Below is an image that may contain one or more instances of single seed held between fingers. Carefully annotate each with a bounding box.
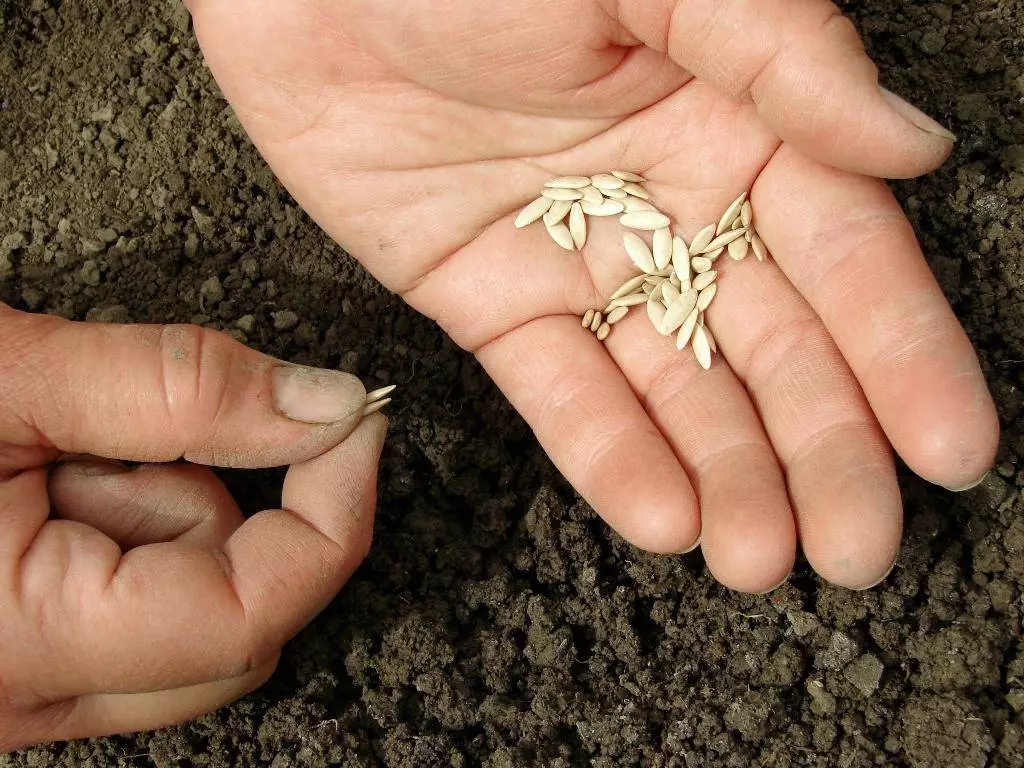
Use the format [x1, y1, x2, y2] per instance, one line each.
[363, 398, 391, 416]
[366, 384, 397, 403]
[515, 196, 552, 228]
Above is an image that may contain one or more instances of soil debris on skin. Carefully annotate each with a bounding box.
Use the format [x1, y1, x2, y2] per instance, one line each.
[2, 1, 1024, 766]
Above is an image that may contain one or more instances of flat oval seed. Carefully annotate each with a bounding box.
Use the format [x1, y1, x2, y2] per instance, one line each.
[732, 217, 745, 230]
[582, 309, 595, 329]
[515, 196, 552, 228]
[745, 230, 753, 242]
[653, 227, 673, 270]
[610, 274, 647, 300]
[580, 185, 604, 205]
[569, 203, 587, 249]
[542, 188, 584, 201]
[741, 200, 753, 228]
[603, 187, 628, 199]
[620, 211, 672, 231]
[728, 236, 749, 261]
[624, 197, 657, 213]
[662, 282, 680, 306]
[672, 235, 690, 277]
[704, 246, 725, 262]
[544, 176, 591, 189]
[692, 325, 713, 369]
[692, 270, 717, 291]
[675, 308, 700, 350]
[690, 256, 713, 273]
[659, 290, 697, 335]
[581, 199, 625, 216]
[590, 311, 603, 332]
[624, 232, 657, 273]
[716, 192, 747, 235]
[701, 320, 718, 353]
[542, 199, 572, 226]
[596, 322, 611, 341]
[609, 292, 649, 308]
[690, 223, 717, 253]
[646, 298, 667, 330]
[590, 173, 626, 190]
[751, 233, 768, 262]
[622, 182, 651, 200]
[606, 306, 628, 324]
[702, 228, 746, 253]
[546, 221, 576, 251]
[696, 283, 718, 311]
[612, 170, 646, 182]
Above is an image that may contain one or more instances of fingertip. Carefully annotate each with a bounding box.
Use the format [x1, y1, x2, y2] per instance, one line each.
[618, 498, 701, 556]
[704, 531, 795, 595]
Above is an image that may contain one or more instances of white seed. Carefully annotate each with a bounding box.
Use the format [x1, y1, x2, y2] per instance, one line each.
[701, 318, 718, 353]
[363, 398, 392, 416]
[671, 235, 690, 278]
[646, 297, 667, 329]
[690, 223, 717, 254]
[669, 272, 681, 288]
[543, 199, 572, 226]
[580, 185, 604, 205]
[596, 322, 611, 341]
[650, 281, 667, 303]
[581, 199, 625, 216]
[653, 227, 673, 270]
[745, 229, 753, 242]
[662, 281, 680, 306]
[692, 325, 712, 369]
[659, 290, 698, 335]
[609, 292, 648, 308]
[642, 282, 655, 294]
[569, 203, 587, 249]
[603, 187, 628, 199]
[622, 182, 651, 200]
[545, 176, 592, 189]
[704, 246, 725, 262]
[654, 265, 674, 277]
[610, 274, 647, 300]
[624, 197, 657, 213]
[732, 217, 745, 231]
[542, 188, 584, 201]
[751, 232, 768, 262]
[607, 306, 629, 324]
[624, 232, 656, 273]
[701, 227, 745, 253]
[612, 170, 646, 182]
[590, 173, 626, 190]
[620, 211, 672, 231]
[515, 196, 552, 228]
[728, 236, 749, 261]
[675, 308, 700, 350]
[546, 221, 576, 251]
[690, 256, 713, 273]
[696, 283, 717, 311]
[716, 192, 747, 235]
[366, 384, 397, 403]
[741, 200, 753, 228]
[590, 311, 603, 332]
[692, 270, 717, 291]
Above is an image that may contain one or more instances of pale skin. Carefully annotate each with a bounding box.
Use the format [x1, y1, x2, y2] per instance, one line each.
[0, 0, 1000, 751]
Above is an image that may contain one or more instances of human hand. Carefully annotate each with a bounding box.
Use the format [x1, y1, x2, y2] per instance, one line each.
[186, 0, 999, 592]
[0, 304, 386, 752]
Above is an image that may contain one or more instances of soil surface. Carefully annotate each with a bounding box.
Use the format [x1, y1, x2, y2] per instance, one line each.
[2, 1, 1023, 766]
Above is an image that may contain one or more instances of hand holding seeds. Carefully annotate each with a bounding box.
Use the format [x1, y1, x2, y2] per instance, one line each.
[190, 0, 998, 596]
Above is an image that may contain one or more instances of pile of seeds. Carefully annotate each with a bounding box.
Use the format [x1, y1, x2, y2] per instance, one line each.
[514, 171, 769, 369]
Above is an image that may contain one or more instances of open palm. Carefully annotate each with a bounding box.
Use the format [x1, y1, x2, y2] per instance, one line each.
[189, 0, 998, 592]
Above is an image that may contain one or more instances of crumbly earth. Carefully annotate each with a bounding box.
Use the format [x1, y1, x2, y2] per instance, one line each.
[1, 0, 1023, 766]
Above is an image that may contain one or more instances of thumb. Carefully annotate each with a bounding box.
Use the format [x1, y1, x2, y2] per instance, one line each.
[615, 0, 954, 179]
[0, 305, 376, 469]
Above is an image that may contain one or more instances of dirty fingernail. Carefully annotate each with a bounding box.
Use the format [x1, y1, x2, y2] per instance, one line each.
[880, 87, 956, 142]
[854, 557, 898, 591]
[273, 365, 366, 424]
[942, 470, 989, 493]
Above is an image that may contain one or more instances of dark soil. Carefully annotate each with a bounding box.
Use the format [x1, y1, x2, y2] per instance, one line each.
[2, 1, 1023, 766]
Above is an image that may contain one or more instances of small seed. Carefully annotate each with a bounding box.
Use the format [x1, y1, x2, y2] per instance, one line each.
[569, 202, 587, 249]
[363, 397, 392, 416]
[620, 211, 672, 231]
[701, 319, 717, 353]
[669, 272, 681, 288]
[642, 283, 655, 294]
[701, 228, 745, 253]
[732, 217, 745, 230]
[696, 283, 717, 311]
[728, 236, 749, 261]
[751, 233, 768, 262]
[609, 292, 648, 308]
[624, 197, 657, 213]
[611, 274, 647, 300]
[692, 270, 717, 291]
[741, 200, 753, 228]
[543, 199, 572, 226]
[653, 227, 673, 270]
[704, 246, 725, 262]
[366, 384, 398, 403]
[542, 188, 584, 201]
[604, 187, 628, 199]
[624, 232, 657, 273]
[612, 170, 646, 182]
[654, 265, 674, 277]
[716, 192, 747, 235]
[647, 297, 667, 329]
[690, 223, 717, 254]
[662, 281, 680, 306]
[745, 230, 753, 242]
[515, 196, 552, 228]
[675, 308, 699, 350]
[690, 256, 713, 273]
[580, 185, 604, 205]
[590, 311, 603, 332]
[582, 309, 595, 328]
[545, 176, 592, 189]
[546, 221, 576, 251]
[672, 235, 690, 278]
[607, 306, 629, 324]
[649, 280, 666, 303]
[581, 199, 625, 216]
[692, 325, 712, 369]
[622, 182, 651, 200]
[590, 173, 625, 190]
[596, 322, 611, 341]
[659, 290, 698, 335]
